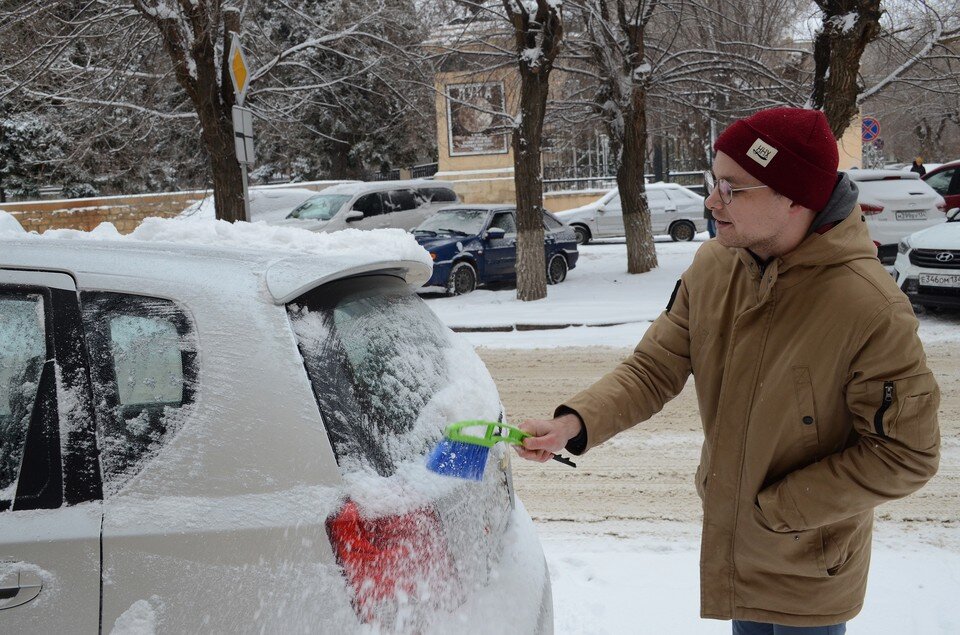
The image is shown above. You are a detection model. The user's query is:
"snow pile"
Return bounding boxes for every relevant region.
[0,210,25,233]
[3,216,432,267]
[110,599,158,635]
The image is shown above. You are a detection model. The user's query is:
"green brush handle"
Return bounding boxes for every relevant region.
[444,420,578,468]
[444,420,529,448]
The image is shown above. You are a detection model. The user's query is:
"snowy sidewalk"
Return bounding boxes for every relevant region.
[423,236,960,349]
[541,521,960,634]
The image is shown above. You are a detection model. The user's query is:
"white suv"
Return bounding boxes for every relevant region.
[0,217,552,633]
[848,169,946,264]
[893,208,960,309]
[555,182,707,244]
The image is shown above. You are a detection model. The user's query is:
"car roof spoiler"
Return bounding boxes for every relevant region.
[265,257,431,304]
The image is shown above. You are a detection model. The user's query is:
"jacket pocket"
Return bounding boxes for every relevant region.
[792,366,820,450]
[821,511,872,577]
[745,503,827,579]
[868,376,940,450]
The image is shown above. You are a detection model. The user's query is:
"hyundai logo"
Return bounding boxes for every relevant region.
[936,252,955,262]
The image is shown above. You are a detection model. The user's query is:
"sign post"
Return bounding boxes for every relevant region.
[228,33,253,222]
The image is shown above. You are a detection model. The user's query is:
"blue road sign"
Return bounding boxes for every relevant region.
[862,117,881,142]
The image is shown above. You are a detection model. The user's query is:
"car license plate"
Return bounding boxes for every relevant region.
[896,211,926,221]
[919,273,960,288]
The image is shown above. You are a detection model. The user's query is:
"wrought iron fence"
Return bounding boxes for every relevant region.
[368,169,401,182]
[411,163,439,179]
[543,165,706,195]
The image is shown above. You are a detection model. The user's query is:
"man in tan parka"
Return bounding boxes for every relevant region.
[517,107,940,634]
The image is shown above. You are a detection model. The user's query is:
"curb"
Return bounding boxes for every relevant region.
[450,321,640,333]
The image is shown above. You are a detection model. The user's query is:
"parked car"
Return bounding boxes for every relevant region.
[893,207,960,309]
[848,169,946,264]
[178,185,330,223]
[0,218,552,633]
[272,180,459,233]
[413,205,578,295]
[921,160,960,216]
[554,182,707,244]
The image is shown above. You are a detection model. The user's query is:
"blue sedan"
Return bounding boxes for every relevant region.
[413,205,579,295]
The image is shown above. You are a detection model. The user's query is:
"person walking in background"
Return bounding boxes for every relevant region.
[705,205,716,238]
[911,156,926,176]
[516,107,941,635]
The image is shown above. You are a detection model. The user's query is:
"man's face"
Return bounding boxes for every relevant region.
[706,151,796,258]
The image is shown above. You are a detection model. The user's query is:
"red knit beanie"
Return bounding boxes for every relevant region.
[714,107,839,211]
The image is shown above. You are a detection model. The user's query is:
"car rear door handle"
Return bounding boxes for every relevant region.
[0,569,42,610]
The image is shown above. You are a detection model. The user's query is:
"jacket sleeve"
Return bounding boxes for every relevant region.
[557,276,693,453]
[758,299,940,532]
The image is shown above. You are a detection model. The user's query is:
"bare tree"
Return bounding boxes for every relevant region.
[808,1,884,138]
[502,0,564,301]
[0,1,420,221]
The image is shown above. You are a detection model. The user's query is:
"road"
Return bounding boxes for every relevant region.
[478,342,959,546]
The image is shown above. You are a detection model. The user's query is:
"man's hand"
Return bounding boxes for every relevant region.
[516,413,583,463]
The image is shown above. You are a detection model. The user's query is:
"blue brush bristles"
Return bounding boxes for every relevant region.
[426,437,490,481]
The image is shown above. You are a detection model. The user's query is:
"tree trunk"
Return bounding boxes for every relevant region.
[810,1,882,139]
[503,0,563,302]
[139,1,247,222]
[512,69,550,302]
[620,87,658,274]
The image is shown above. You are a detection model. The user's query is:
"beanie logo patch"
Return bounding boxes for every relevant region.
[748,138,778,167]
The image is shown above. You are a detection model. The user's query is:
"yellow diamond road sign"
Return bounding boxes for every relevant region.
[228,34,250,106]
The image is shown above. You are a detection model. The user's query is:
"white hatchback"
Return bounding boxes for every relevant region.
[0,217,552,633]
[554,182,707,244]
[893,208,960,309]
[849,169,946,264]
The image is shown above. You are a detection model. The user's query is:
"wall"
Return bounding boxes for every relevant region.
[0,182,341,234]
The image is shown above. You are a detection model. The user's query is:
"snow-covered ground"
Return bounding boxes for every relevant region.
[424,236,960,634]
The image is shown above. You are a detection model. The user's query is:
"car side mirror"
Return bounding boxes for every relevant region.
[948,207,960,221]
[597,204,606,213]
[484,227,506,240]
[345,210,364,222]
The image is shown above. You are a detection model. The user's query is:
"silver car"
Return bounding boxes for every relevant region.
[0,223,552,633]
[555,182,707,244]
[273,180,460,233]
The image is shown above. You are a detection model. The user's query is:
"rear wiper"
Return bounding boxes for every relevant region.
[413,229,437,236]
[437,228,468,236]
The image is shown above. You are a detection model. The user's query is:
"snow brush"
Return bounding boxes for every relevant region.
[426,419,576,481]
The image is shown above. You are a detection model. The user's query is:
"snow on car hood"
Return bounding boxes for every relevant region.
[905,219,960,249]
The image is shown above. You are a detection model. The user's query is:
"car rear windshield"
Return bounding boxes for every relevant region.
[287,275,454,476]
[287,194,352,220]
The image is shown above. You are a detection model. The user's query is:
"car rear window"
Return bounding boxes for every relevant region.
[81,292,198,495]
[417,187,458,203]
[542,212,562,230]
[287,275,454,476]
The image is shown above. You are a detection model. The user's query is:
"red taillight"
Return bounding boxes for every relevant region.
[937,202,946,213]
[860,203,884,215]
[326,499,453,623]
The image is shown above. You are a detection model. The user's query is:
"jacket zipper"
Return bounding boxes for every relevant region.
[873,381,895,437]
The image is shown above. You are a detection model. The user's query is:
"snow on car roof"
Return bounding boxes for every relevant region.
[0,217,432,303]
[318,179,454,196]
[848,169,922,181]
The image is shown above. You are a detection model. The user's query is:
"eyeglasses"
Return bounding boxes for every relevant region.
[704,171,769,205]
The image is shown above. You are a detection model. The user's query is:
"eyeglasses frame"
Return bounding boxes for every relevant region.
[704,171,769,205]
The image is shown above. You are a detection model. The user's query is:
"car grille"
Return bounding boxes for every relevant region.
[909,248,960,269]
[918,285,960,297]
